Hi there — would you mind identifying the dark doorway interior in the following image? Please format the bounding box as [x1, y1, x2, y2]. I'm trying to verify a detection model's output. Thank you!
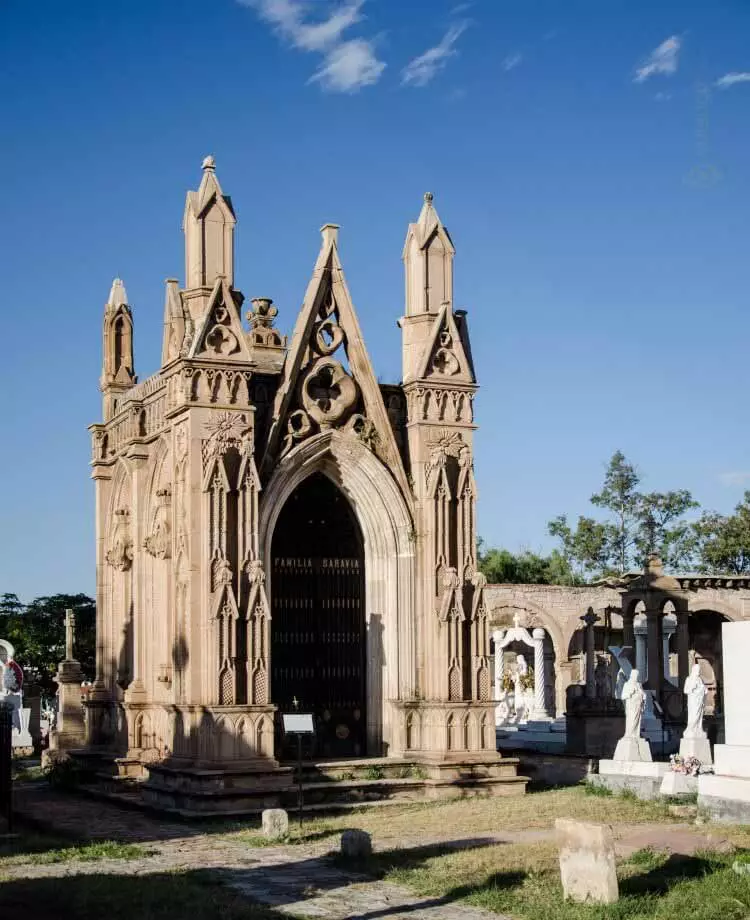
[271, 472, 366, 759]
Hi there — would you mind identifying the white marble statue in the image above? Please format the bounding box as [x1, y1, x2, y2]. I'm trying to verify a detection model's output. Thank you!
[683, 663, 708, 739]
[0, 639, 32, 749]
[611, 668, 653, 763]
[621, 668, 646, 739]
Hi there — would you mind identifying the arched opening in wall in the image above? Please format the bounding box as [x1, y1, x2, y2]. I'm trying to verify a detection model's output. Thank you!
[689, 610, 729, 742]
[114, 317, 124, 373]
[271, 471, 365, 759]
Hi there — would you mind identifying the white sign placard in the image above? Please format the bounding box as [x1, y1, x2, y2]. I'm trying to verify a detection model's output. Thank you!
[283, 713, 315, 734]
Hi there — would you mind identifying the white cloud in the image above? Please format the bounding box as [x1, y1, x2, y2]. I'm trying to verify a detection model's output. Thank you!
[716, 71, 750, 89]
[310, 38, 385, 92]
[718, 472, 750, 487]
[654, 91, 672, 102]
[402, 21, 469, 87]
[238, 0, 385, 92]
[502, 52, 523, 72]
[634, 34, 681, 83]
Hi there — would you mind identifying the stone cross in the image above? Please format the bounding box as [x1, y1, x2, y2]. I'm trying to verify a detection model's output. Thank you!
[65, 608, 76, 661]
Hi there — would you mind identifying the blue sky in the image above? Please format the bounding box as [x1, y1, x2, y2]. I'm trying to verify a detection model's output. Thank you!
[1, 0, 748, 600]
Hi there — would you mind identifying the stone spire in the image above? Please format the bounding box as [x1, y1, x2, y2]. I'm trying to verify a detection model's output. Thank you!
[100, 277, 136, 420]
[402, 192, 455, 317]
[400, 193, 456, 383]
[183, 156, 236, 291]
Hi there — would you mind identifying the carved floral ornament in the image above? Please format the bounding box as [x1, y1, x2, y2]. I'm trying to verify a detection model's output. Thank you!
[202, 411, 252, 467]
[106, 509, 133, 571]
[427, 431, 471, 476]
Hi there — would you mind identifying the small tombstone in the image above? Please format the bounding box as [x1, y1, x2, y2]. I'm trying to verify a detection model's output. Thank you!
[555, 818, 619, 904]
[341, 829, 372, 858]
[261, 808, 288, 840]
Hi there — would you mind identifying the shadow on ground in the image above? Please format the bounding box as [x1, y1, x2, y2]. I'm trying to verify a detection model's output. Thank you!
[0, 871, 284, 920]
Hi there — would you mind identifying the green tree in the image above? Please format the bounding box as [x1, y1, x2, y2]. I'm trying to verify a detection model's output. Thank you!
[0, 593, 96, 694]
[693, 491, 750, 574]
[548, 451, 698, 578]
[477, 540, 580, 585]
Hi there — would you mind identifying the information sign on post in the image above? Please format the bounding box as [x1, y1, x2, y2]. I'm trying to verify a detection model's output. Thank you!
[282, 711, 315, 828]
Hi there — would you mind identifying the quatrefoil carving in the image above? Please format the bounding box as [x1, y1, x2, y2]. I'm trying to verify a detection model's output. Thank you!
[205, 325, 239, 356]
[301, 358, 358, 428]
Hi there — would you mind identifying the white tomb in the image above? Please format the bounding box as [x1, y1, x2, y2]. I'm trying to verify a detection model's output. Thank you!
[699, 621, 750, 821]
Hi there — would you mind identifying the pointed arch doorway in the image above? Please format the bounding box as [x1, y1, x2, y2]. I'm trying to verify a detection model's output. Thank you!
[271, 472, 366, 759]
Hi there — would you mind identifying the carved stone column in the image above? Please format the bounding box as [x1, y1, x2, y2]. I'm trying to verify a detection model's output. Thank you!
[580, 610, 599, 699]
[634, 613, 648, 680]
[676, 605, 690, 691]
[531, 627, 551, 720]
[493, 629, 505, 701]
[662, 614, 677, 685]
[645, 609, 664, 695]
[46, 609, 86, 758]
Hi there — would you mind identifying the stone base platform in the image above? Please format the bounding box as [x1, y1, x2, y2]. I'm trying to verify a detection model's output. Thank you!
[680, 735, 713, 766]
[497, 719, 567, 755]
[660, 771, 698, 797]
[589, 760, 669, 801]
[71, 751, 527, 817]
[698, 774, 750, 822]
[697, 742, 750, 822]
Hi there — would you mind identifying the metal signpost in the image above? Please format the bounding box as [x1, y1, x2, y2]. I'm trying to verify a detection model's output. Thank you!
[282, 709, 315, 829]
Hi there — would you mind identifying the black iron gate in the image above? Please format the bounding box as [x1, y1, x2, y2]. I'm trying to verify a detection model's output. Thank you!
[271, 473, 366, 760]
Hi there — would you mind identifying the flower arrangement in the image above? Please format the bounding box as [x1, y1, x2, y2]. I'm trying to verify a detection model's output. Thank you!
[669, 754, 701, 776]
[501, 673, 514, 693]
[520, 666, 535, 691]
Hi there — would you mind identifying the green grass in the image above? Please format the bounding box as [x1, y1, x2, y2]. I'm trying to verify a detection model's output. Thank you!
[0, 837, 153, 867]
[0, 869, 286, 920]
[362, 765, 385, 780]
[345, 839, 750, 920]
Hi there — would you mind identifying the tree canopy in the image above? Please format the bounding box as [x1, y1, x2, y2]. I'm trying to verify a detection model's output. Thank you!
[0, 593, 95, 695]
[693, 491, 750, 575]
[547, 450, 698, 579]
[477, 540, 581, 586]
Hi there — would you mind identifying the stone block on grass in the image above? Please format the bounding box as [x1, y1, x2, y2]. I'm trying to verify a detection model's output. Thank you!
[556, 818, 618, 904]
[341, 829, 372, 858]
[261, 808, 288, 840]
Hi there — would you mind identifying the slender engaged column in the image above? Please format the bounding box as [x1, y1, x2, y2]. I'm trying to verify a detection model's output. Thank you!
[634, 614, 648, 680]
[662, 614, 677, 685]
[532, 628, 551, 719]
[622, 610, 635, 658]
[581, 610, 599, 699]
[645, 609, 664, 695]
[493, 630, 505, 701]
[676, 604, 690, 704]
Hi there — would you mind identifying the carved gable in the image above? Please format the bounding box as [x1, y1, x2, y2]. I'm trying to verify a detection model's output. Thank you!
[416, 303, 475, 384]
[261, 227, 410, 499]
[188, 278, 252, 362]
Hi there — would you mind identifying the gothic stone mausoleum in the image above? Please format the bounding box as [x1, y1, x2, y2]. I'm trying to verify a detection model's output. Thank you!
[87, 158, 522, 811]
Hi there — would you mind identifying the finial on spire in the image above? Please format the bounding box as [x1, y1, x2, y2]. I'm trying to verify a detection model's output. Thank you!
[320, 223, 340, 247]
[108, 278, 128, 309]
[202, 154, 216, 171]
[424, 192, 434, 203]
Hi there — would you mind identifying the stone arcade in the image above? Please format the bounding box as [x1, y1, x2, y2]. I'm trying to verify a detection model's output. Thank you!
[84, 158, 524, 812]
